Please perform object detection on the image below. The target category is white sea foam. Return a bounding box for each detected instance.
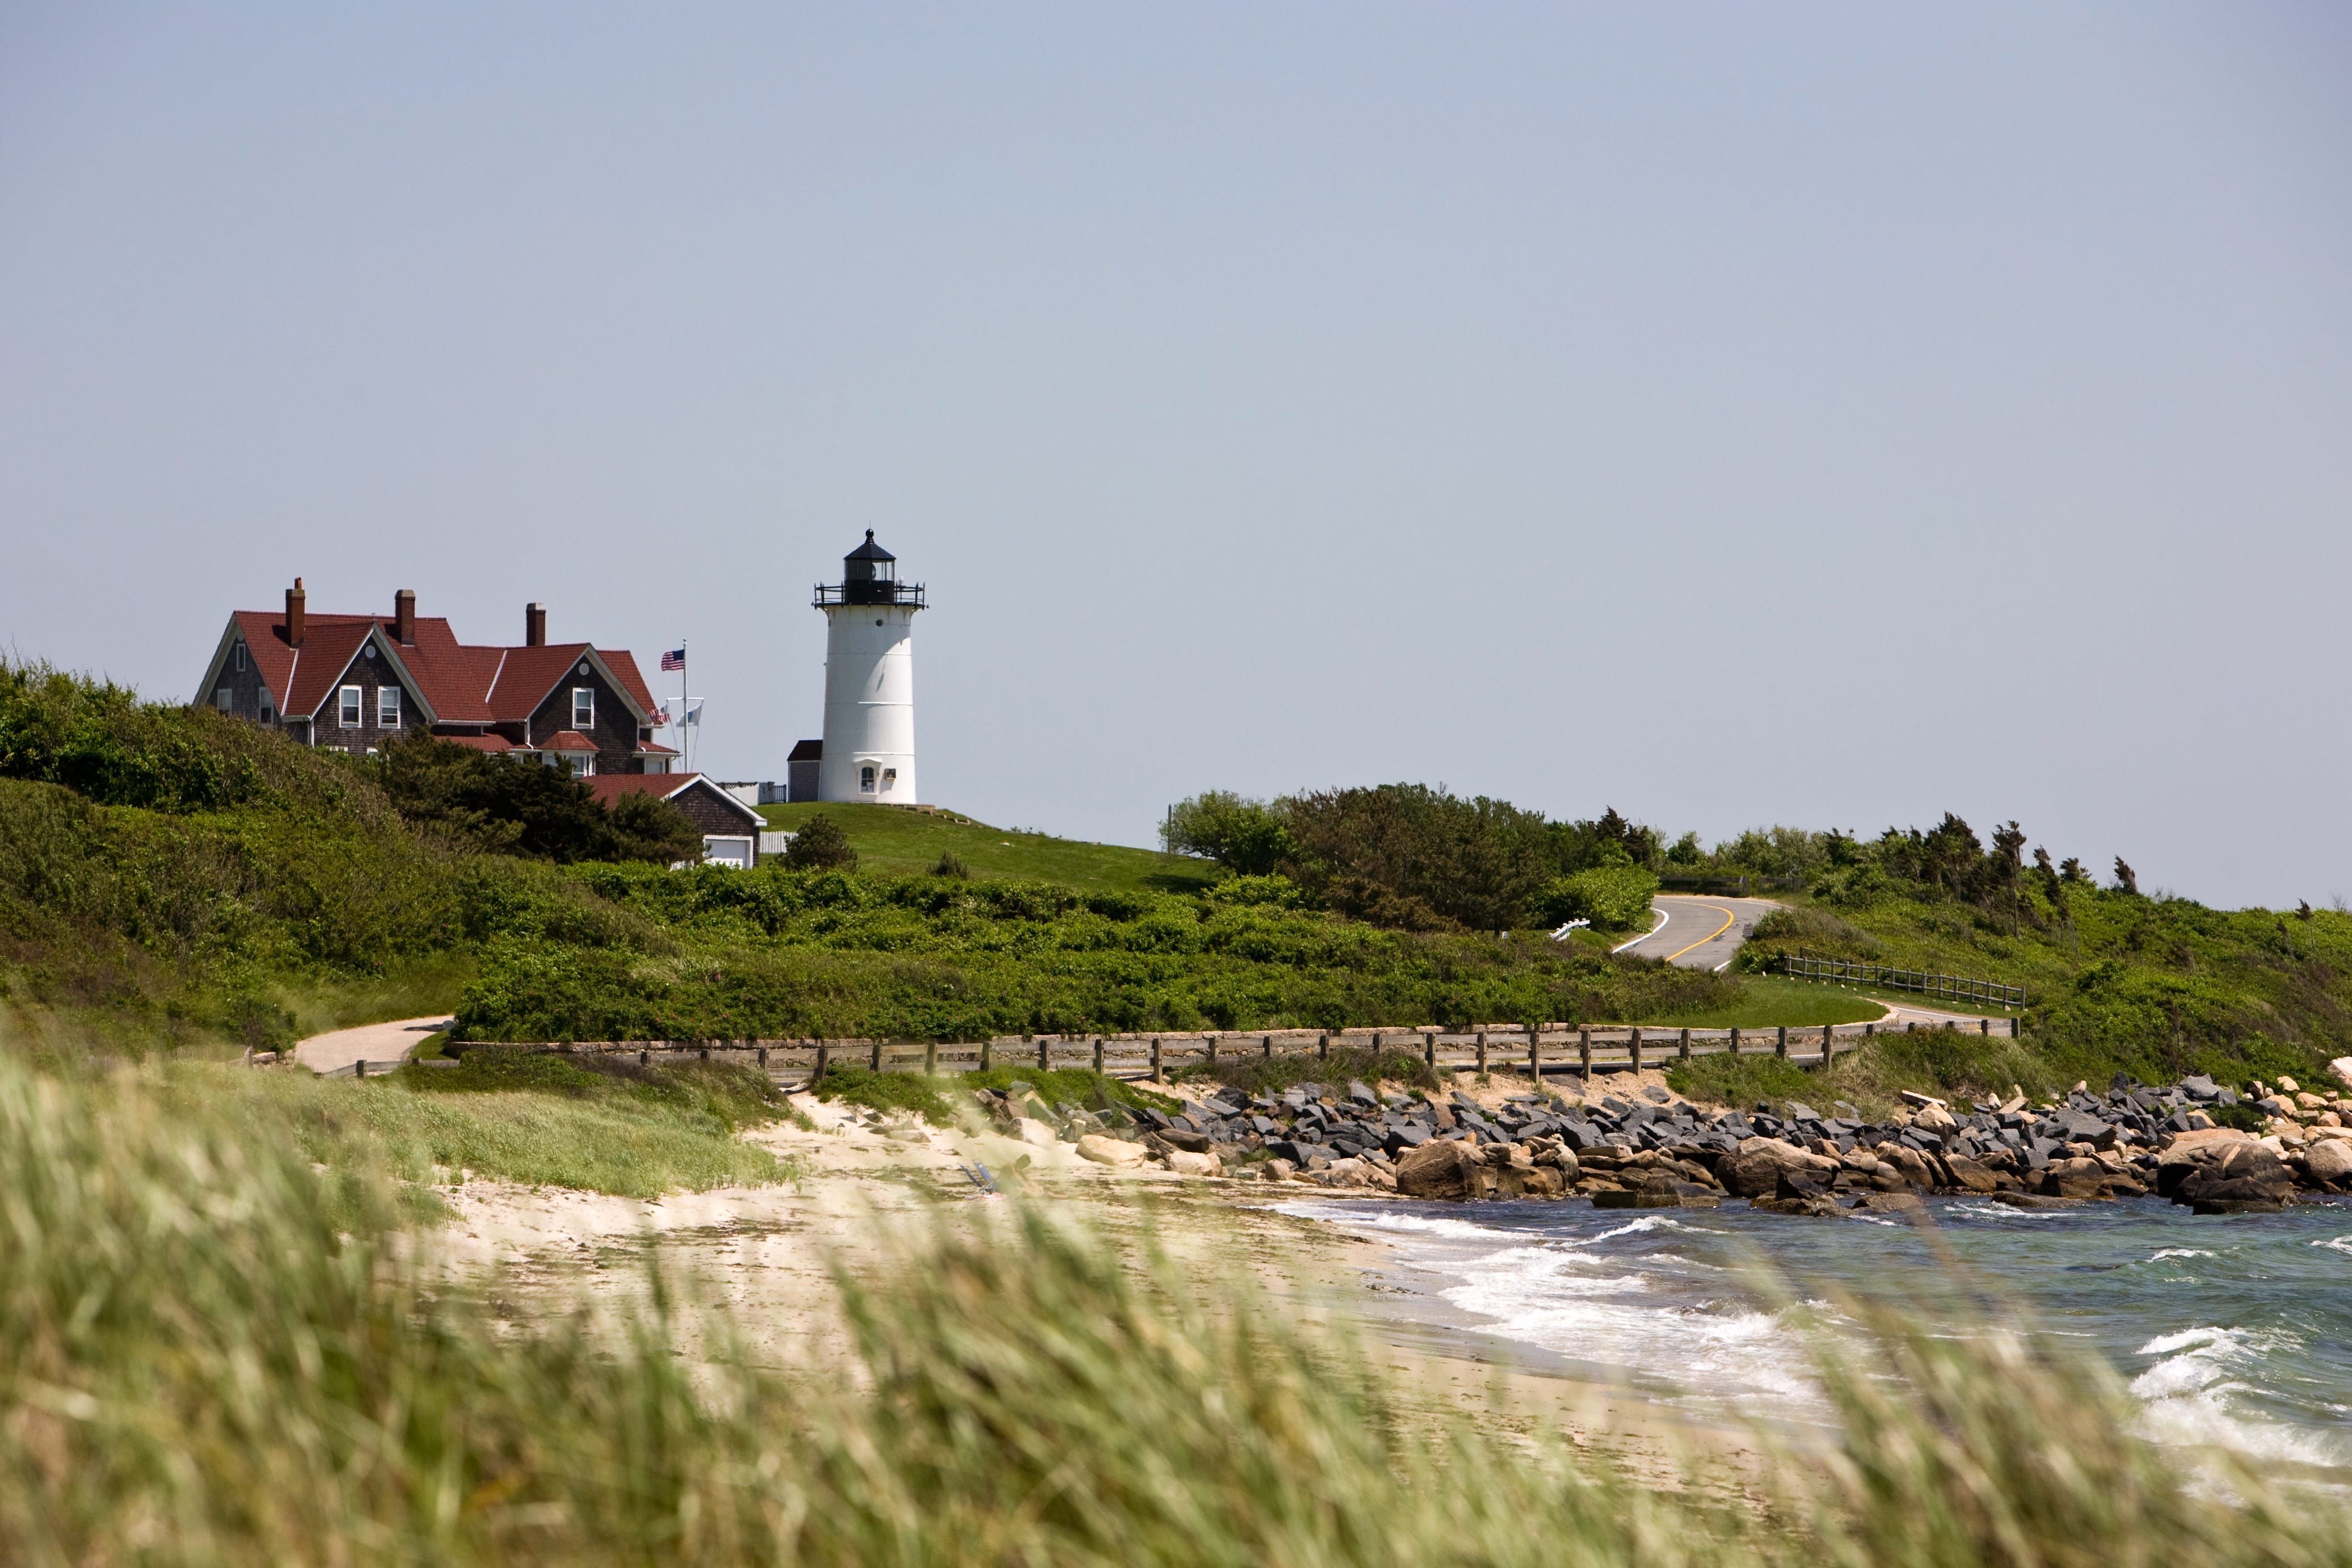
[2128,1325,2350,1469]
[2312,1234,2352,1255]
[2147,1249,2214,1261]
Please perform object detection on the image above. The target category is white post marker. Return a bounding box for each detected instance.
[814,530,924,804]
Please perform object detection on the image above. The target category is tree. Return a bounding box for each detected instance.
[783,814,858,871]
[605,790,703,865]
[373,730,690,863]
[1279,784,1554,931]
[1160,791,1294,876]
[2113,857,2140,896]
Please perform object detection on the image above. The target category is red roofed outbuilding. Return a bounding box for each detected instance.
[195,580,675,777]
[585,772,766,868]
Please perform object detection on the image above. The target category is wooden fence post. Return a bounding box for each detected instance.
[1579,1027,1592,1078]
[1629,1027,1642,1074]
[924,1041,937,1076]
[816,1040,829,1080]
[1528,1025,1541,1081]
[759,1046,769,1068]
[1679,1026,1691,1061]
[1317,1033,1328,1061]
[1978,1018,1989,1036]
[1774,1026,1787,1060]
[870,1039,882,1070]
[1730,1026,1741,1055]
[980,1038,992,1070]
[1424,1031,1436,1069]
[1093,1037,1104,1072]
[2010,1016,2021,1039]
[1863,1022,1873,1038]
[355,1058,365,1079]
[1151,1038,1164,1084]
[1039,1037,1051,1072]
[640,1048,650,1066]
[1476,1032,1488,1075]
[1262,1034,1272,1059]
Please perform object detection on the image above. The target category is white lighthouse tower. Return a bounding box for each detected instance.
[814,530,924,804]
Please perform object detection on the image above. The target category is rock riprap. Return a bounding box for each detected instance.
[964,1071,2352,1211]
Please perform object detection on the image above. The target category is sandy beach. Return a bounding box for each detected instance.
[432,1080,1759,1475]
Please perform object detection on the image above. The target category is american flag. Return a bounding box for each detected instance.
[660,647,686,671]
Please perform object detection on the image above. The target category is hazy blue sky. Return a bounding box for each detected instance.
[3,5,2347,908]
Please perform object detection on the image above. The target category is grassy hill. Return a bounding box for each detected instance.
[757,802,1218,893]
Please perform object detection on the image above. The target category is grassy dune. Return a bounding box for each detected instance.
[2,1047,2342,1566]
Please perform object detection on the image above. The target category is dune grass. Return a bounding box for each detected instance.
[2,1046,2343,1566]
[150,1052,802,1202]
[758,800,1220,892]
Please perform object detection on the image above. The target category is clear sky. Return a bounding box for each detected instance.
[3,5,2347,909]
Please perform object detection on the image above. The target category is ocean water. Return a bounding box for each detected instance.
[1283,1194,2352,1477]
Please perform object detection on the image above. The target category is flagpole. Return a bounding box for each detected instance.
[678,641,689,774]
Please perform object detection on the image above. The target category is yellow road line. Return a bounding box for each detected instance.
[1660,901,1737,963]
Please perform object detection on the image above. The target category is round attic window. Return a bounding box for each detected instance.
[363,644,376,659]
[577,661,589,676]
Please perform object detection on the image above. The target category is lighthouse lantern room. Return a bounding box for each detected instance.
[812,531,924,804]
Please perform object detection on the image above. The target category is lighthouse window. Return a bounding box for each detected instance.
[882,768,897,789]
[859,765,876,793]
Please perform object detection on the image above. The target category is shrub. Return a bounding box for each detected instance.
[784,813,858,871]
[808,1062,955,1124]
[1160,790,1294,875]
[929,852,971,879]
[1536,865,1660,932]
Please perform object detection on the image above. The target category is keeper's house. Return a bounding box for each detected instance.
[193,579,678,776]
[585,774,767,870]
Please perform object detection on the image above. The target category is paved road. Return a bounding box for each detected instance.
[293,1014,453,1073]
[1613,895,1784,972]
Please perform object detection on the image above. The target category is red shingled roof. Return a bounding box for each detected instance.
[218,606,659,725]
[537,730,597,753]
[584,773,763,827]
[439,733,514,753]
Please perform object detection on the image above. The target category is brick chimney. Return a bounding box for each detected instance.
[526,602,546,647]
[394,588,415,645]
[285,578,306,645]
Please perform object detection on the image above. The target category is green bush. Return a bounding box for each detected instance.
[808,1062,955,1124]
[1537,865,1660,932]
[784,813,858,870]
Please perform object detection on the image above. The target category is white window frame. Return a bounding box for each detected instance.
[377,686,401,728]
[572,687,594,729]
[215,688,233,713]
[233,643,246,673]
[339,686,361,726]
[859,765,876,793]
[259,694,274,723]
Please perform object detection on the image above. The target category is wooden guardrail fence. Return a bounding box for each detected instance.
[1780,951,2025,1010]
[361,1014,2021,1088]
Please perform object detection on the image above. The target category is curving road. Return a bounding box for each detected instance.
[1613,894,1782,972]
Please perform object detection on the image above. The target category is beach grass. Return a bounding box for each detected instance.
[3,1043,2343,1566]
[757,800,1221,892]
[150,1053,802,1202]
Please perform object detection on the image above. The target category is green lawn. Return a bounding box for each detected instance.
[757,802,1220,893]
[1619,974,1890,1029]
